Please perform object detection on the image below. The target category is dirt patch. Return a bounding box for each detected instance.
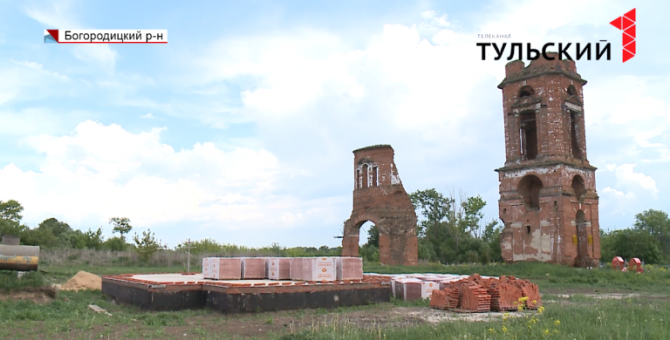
[59,271,101,291]
[0,286,57,304]
[394,307,527,323]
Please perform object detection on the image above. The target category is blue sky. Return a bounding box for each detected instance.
[0,0,668,248]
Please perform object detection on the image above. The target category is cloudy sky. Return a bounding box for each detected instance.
[0,0,667,248]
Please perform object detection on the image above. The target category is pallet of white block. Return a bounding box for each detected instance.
[202,257,363,281]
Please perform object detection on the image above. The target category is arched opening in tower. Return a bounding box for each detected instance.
[518,175,543,211]
[520,111,538,160]
[570,112,582,159]
[572,175,585,201]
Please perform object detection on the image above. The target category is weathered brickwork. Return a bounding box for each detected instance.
[341,145,418,266]
[496,53,600,267]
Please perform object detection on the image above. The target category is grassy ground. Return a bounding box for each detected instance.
[1,261,669,339]
[366,262,670,293]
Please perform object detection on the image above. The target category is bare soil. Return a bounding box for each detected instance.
[0,287,57,304]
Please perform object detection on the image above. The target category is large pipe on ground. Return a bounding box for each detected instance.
[0,236,40,271]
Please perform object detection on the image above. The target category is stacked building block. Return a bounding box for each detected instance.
[267,257,291,280]
[336,257,363,280]
[302,257,336,281]
[290,257,304,281]
[202,258,211,279]
[420,281,439,300]
[210,257,242,280]
[393,278,423,301]
[241,257,267,279]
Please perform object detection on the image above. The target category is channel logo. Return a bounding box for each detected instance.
[610,8,636,63]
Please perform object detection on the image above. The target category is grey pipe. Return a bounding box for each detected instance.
[0,244,40,271]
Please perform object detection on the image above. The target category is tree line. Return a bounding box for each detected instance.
[2,195,669,265]
[0,200,162,262]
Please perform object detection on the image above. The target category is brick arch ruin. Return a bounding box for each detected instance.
[341,145,418,266]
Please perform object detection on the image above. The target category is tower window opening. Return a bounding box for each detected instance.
[570,112,582,159]
[520,112,538,160]
[572,175,585,201]
[518,175,543,211]
[372,166,378,187]
[357,169,361,189]
[519,86,534,98]
[567,85,577,96]
[526,226,531,234]
[362,164,369,189]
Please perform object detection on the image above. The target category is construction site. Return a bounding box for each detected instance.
[7,56,607,315]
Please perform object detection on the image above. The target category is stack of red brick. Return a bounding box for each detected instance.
[429,273,541,313]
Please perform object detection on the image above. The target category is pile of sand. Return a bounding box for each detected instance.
[59,271,102,291]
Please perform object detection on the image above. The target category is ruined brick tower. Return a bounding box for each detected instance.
[341,145,418,266]
[496,53,600,267]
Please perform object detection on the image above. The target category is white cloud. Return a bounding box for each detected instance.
[0,121,298,230]
[601,187,635,200]
[141,113,156,119]
[611,164,658,196]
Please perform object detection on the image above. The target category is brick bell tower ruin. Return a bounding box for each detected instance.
[341,145,418,266]
[496,53,600,267]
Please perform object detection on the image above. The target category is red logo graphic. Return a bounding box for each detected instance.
[610,8,636,62]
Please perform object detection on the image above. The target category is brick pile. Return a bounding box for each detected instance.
[418,273,542,313]
[485,275,522,311]
[458,281,491,312]
[429,285,459,309]
[515,278,541,309]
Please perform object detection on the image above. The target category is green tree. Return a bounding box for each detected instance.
[37,218,72,238]
[133,229,162,263]
[634,209,670,262]
[365,224,379,248]
[461,195,487,238]
[604,228,662,264]
[0,200,25,237]
[0,199,23,222]
[410,189,461,263]
[84,227,105,250]
[410,189,497,264]
[109,217,133,237]
[59,230,87,249]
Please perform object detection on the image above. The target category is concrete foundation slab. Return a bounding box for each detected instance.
[102,273,390,313]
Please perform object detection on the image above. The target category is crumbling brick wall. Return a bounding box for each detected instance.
[341,145,418,266]
[495,53,600,267]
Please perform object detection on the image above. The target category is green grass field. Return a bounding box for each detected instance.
[1,261,669,339]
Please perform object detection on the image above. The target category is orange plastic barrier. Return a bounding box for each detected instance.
[629,258,643,273]
[612,256,625,270]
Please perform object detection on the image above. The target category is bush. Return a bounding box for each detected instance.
[104,236,128,251]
